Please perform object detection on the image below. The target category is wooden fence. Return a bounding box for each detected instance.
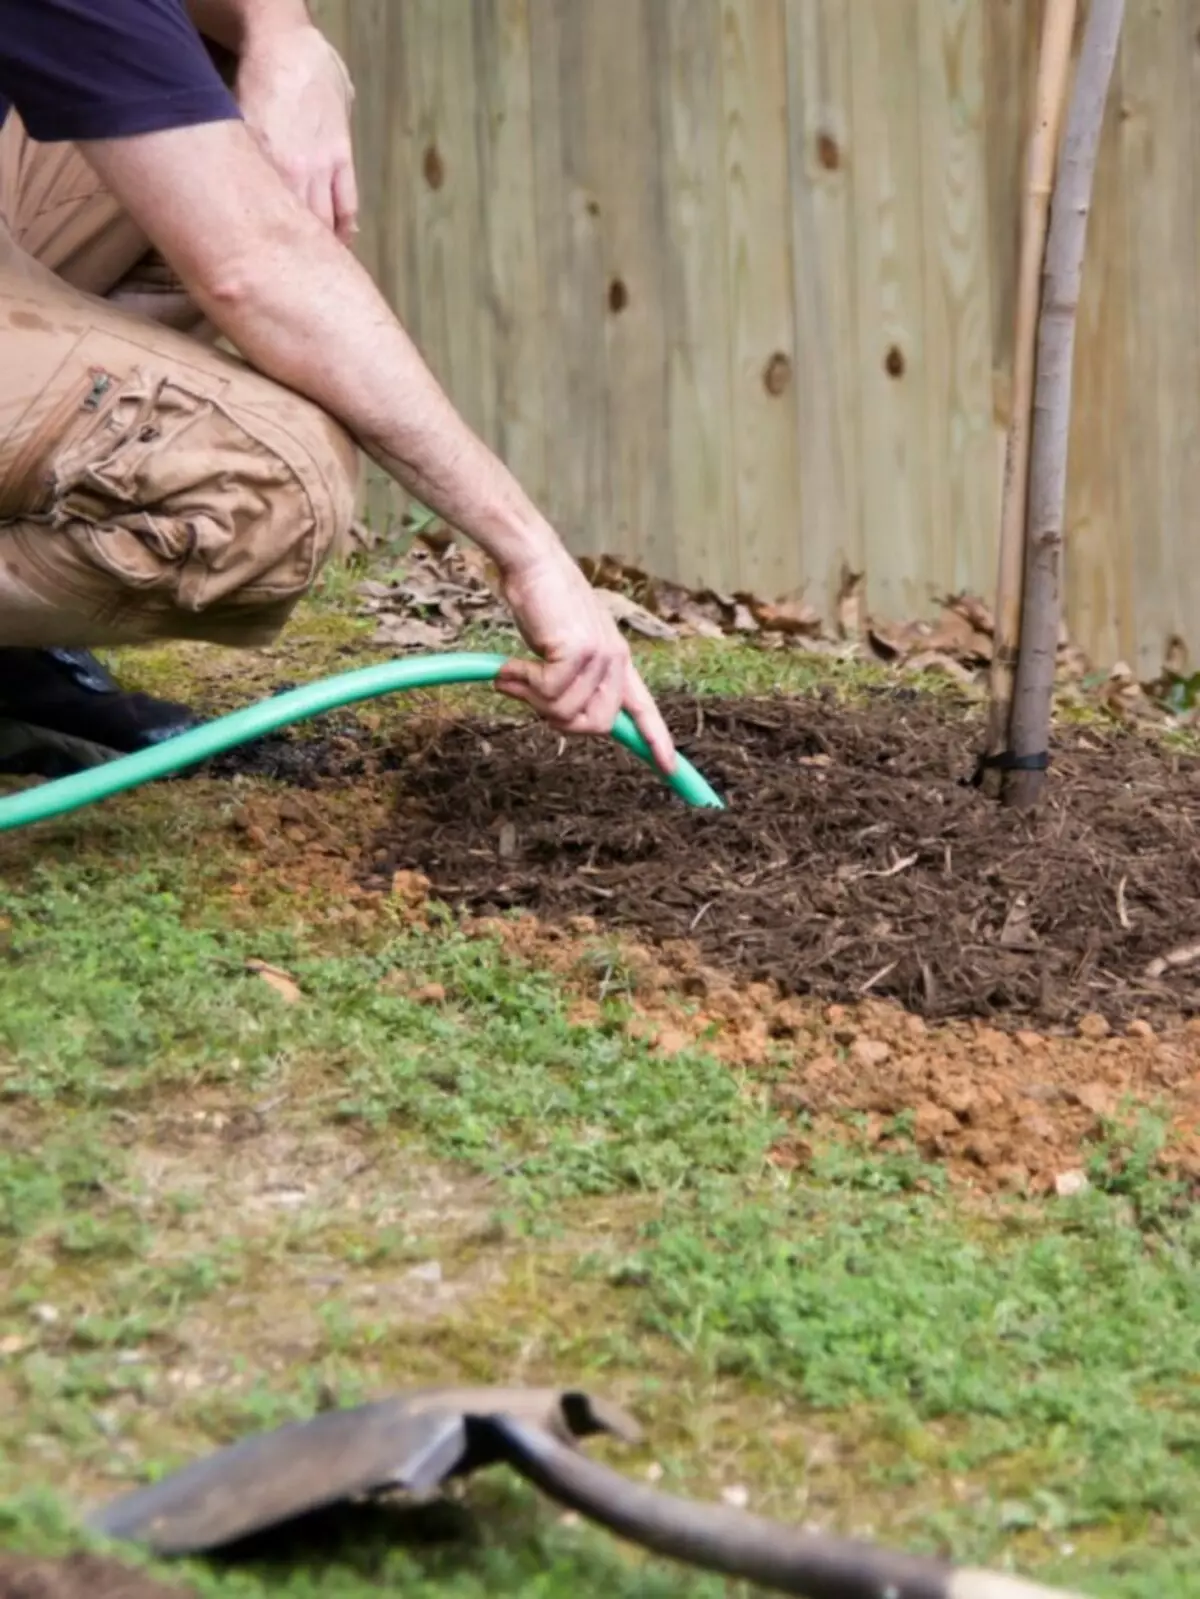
[310,0,1200,678]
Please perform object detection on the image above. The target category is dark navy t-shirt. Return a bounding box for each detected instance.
[0,0,240,143]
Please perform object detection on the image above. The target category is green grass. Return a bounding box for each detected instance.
[3,593,1199,1598]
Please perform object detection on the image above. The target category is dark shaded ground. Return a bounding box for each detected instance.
[0,1555,193,1599]
[364,690,1200,1030]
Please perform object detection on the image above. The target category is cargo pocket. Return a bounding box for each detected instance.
[44,362,329,617]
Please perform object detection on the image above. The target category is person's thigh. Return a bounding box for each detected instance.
[0,108,150,294]
[0,110,212,333]
[0,241,361,649]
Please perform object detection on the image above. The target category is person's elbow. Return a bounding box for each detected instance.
[185,215,311,343]
[80,121,319,336]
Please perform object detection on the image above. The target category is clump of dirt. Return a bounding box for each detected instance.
[766,1000,1200,1195]
[366,691,1200,1031]
[443,908,1200,1196]
[0,1554,194,1599]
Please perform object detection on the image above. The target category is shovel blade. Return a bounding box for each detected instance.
[87,1385,641,1557]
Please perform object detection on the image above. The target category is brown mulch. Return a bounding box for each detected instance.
[365,689,1200,1031]
[0,1555,193,1599]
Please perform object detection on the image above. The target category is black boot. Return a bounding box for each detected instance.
[0,648,201,777]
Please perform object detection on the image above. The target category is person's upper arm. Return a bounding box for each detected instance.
[0,0,240,143]
[78,115,321,306]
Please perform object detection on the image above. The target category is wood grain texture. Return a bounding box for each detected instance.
[473,0,548,507]
[917,0,994,595]
[1120,0,1198,676]
[528,1,612,555]
[402,2,493,444]
[721,0,804,598]
[983,0,1043,394]
[847,0,931,618]
[654,0,738,591]
[784,0,863,611]
[586,0,672,574]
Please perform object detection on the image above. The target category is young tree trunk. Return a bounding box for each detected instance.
[980,0,1078,799]
[1004,0,1125,809]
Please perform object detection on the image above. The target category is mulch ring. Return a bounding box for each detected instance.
[0,1555,193,1599]
[365,687,1200,1033]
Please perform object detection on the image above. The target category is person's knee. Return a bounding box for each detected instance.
[1,373,361,650]
[77,373,359,630]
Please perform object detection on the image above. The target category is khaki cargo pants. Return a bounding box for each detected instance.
[0,113,361,648]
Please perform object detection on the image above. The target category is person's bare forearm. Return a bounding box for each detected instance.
[185,0,311,53]
[80,120,556,575]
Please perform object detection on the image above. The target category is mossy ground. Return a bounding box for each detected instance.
[2,562,1198,1598]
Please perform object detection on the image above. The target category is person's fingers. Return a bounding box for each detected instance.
[494,661,537,706]
[497,653,594,721]
[562,656,623,735]
[332,159,359,242]
[543,651,610,726]
[622,668,677,773]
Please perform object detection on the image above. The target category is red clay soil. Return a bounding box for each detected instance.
[0,1555,193,1599]
[439,906,1200,1197]
[367,689,1200,1032]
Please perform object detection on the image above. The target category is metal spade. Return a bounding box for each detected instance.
[87,1385,641,1557]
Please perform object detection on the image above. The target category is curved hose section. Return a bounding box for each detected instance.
[0,652,724,834]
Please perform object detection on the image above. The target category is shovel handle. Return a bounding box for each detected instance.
[492,1416,1090,1599]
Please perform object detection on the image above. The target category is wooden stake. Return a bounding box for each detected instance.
[1005,0,1125,808]
[980,0,1078,798]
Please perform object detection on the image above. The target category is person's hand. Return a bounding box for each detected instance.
[235,22,359,243]
[495,544,677,775]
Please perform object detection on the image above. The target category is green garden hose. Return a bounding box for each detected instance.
[0,651,724,834]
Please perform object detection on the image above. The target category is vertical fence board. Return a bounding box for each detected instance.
[917,0,994,596]
[847,1,932,618]
[655,0,738,592]
[473,0,548,508]
[588,1,673,574]
[528,2,612,555]
[784,0,863,610]
[1120,0,1200,677]
[721,0,805,598]
[402,3,494,445]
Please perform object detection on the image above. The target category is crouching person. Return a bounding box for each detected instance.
[0,0,676,779]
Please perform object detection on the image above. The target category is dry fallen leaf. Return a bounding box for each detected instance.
[595,588,678,640]
[751,596,823,637]
[246,959,303,1004]
[868,619,926,660]
[927,604,992,661]
[903,650,980,688]
[947,593,994,635]
[674,601,726,639]
[372,615,453,651]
